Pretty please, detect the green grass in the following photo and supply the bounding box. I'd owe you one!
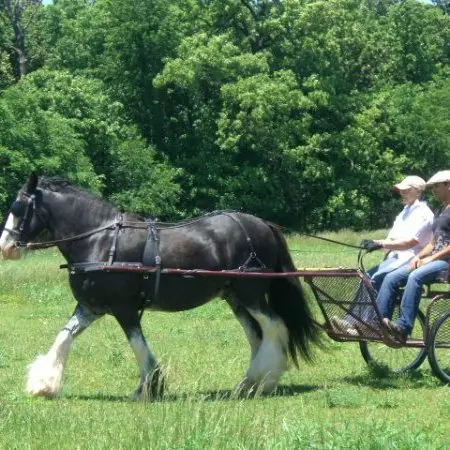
[0,235,449,449]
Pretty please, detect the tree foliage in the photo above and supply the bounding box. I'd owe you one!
[1,0,450,230]
[432,0,450,14]
[0,68,180,216]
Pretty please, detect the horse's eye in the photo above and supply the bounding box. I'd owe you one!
[10,200,27,217]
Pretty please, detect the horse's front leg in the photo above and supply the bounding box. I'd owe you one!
[112,308,164,400]
[27,303,102,398]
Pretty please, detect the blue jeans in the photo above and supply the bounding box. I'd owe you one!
[343,259,401,325]
[367,256,402,293]
[377,260,449,334]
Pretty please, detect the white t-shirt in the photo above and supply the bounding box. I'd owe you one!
[385,199,434,267]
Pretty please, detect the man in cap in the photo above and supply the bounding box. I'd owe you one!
[332,175,434,335]
[380,170,450,343]
[362,175,434,292]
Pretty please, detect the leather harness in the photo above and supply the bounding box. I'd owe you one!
[58,212,266,314]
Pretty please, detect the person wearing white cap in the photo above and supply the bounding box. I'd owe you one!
[331,175,434,335]
[361,175,434,292]
[379,170,450,343]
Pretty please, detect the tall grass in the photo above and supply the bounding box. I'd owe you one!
[0,234,449,449]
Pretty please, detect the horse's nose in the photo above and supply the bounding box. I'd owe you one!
[0,242,21,260]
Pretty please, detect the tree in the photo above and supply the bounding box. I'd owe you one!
[0,0,43,77]
[388,79,450,178]
[36,0,196,141]
[0,68,181,217]
[154,33,273,215]
[216,69,332,227]
[0,23,14,89]
[383,0,450,83]
[432,0,450,14]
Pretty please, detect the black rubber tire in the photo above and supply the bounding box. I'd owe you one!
[428,310,450,383]
[359,308,427,373]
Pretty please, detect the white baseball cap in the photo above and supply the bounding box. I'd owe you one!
[393,175,426,191]
[426,170,450,186]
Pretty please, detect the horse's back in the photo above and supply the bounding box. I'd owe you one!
[158,212,278,271]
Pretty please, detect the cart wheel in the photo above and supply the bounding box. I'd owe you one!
[359,308,427,373]
[428,311,450,383]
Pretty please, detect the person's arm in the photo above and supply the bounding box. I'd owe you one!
[374,237,418,251]
[420,243,450,265]
[407,241,434,271]
[377,206,433,251]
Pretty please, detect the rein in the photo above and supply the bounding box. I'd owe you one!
[18,216,127,250]
[299,233,364,250]
[15,208,369,269]
[13,211,233,251]
[21,217,365,251]
[273,222,365,250]
[274,226,370,273]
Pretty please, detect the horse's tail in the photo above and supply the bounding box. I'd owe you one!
[267,223,322,367]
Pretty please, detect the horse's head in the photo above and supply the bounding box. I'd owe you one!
[0,173,48,259]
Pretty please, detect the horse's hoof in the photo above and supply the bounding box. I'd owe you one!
[133,367,165,401]
[26,356,63,398]
[233,377,278,398]
[232,378,258,398]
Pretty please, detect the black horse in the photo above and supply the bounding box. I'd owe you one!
[0,173,319,399]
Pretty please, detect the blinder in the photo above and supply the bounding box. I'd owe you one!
[10,200,28,217]
[5,192,36,241]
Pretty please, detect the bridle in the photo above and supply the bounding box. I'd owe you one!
[4,190,122,251]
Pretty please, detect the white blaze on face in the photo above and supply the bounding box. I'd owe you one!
[0,213,21,260]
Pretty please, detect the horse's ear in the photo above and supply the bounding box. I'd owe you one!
[26,172,38,194]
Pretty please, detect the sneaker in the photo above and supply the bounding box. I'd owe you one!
[382,318,407,344]
[330,316,359,336]
[345,327,360,337]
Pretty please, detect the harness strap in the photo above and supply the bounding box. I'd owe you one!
[107,213,123,265]
[221,212,266,270]
[140,220,162,312]
[142,219,160,266]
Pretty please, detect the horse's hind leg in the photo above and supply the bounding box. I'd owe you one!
[112,308,163,400]
[27,303,102,398]
[226,296,262,363]
[237,303,289,395]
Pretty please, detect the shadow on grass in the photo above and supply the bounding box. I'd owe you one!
[199,383,320,402]
[65,393,133,402]
[64,383,320,403]
[343,364,439,390]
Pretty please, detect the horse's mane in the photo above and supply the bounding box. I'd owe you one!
[37,177,114,212]
[38,176,73,192]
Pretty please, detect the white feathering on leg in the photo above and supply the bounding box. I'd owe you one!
[26,330,73,397]
[244,311,289,394]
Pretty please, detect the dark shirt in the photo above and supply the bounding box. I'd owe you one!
[432,207,450,254]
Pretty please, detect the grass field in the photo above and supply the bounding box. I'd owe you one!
[1,231,450,449]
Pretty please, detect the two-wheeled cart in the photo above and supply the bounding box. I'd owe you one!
[301,266,450,381]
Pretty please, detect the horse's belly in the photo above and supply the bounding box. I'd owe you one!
[69,272,143,313]
[68,272,226,313]
[148,276,226,312]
